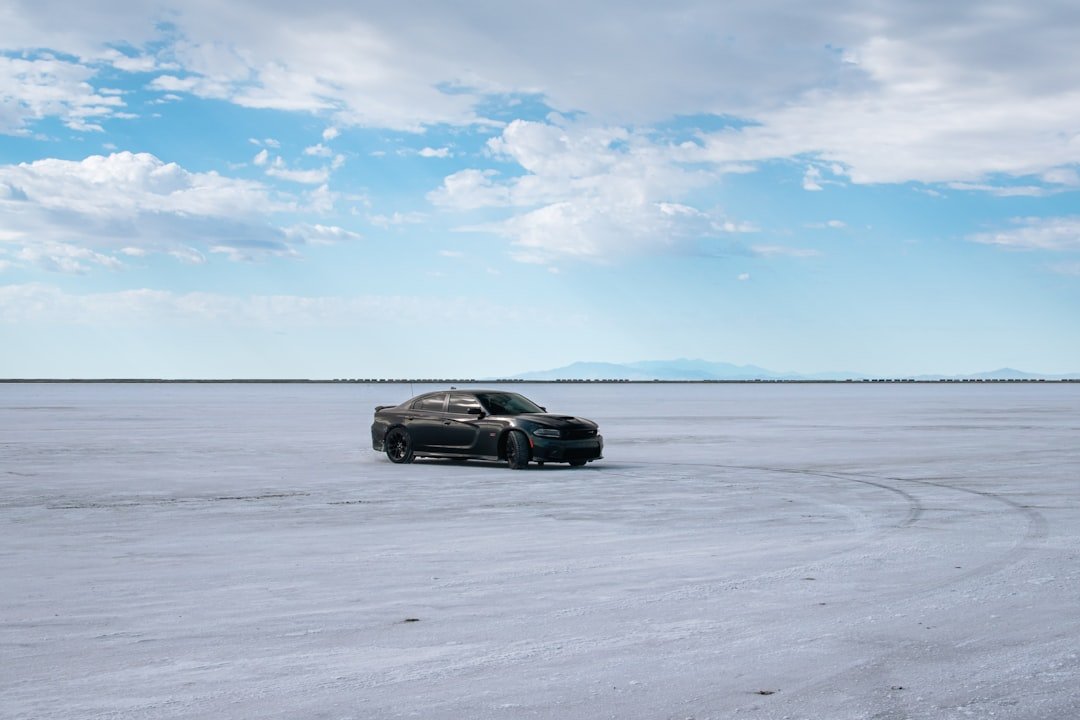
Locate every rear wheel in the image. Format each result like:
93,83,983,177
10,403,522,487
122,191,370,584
568,459,587,467
506,431,529,470
385,427,414,464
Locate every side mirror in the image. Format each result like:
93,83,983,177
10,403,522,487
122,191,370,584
467,407,485,417
539,406,546,412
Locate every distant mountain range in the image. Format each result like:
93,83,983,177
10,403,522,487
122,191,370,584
511,359,1079,382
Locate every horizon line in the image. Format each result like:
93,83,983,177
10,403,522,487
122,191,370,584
2,378,1077,385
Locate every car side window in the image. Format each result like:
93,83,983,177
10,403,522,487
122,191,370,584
447,393,481,415
412,393,447,412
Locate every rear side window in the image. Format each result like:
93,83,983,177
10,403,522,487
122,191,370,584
448,393,481,415
411,394,447,411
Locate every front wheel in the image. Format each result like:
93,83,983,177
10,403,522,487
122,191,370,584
505,431,529,470
568,459,587,467
385,426,414,464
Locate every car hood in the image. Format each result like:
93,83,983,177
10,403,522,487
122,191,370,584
518,413,597,429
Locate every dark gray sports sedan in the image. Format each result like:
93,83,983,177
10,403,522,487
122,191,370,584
371,389,603,468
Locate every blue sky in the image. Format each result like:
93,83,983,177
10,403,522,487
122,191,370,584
2,1,1079,378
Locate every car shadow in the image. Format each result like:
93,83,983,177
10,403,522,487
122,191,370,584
409,458,602,471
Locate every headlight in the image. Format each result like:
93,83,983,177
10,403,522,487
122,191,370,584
532,427,561,438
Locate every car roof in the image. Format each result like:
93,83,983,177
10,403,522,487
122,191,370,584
414,389,516,396
405,389,524,403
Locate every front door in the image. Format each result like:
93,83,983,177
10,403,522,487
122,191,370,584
442,393,498,456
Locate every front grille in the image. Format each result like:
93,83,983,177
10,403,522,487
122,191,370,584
564,445,602,460
564,427,597,440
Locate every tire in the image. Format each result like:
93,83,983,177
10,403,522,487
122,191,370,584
568,459,587,467
505,430,529,470
385,426,415,464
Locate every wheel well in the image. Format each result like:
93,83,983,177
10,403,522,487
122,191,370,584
499,429,529,460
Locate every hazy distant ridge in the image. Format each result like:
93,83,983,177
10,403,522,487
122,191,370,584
513,360,1079,381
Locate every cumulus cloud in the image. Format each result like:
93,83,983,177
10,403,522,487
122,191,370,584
0,151,313,270
431,118,745,262
969,217,1080,251
418,146,450,158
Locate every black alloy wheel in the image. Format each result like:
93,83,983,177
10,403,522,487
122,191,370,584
506,430,529,470
385,427,415,464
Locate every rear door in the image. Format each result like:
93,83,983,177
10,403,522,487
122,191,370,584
404,393,447,451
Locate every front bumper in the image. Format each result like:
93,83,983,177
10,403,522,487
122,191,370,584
529,434,604,463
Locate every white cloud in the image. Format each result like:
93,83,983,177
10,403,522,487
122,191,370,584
253,148,269,165
99,48,158,73
947,182,1053,198
802,166,822,191
367,211,425,229
148,73,232,101
169,247,208,265
737,272,750,281
0,152,305,270
1041,168,1080,187
0,54,126,133
751,245,821,258
419,146,450,158
691,30,1080,186
283,223,362,245
15,241,123,273
4,2,1079,188
969,217,1080,251
322,127,339,141
265,156,330,184
304,143,333,157
432,118,740,262
429,168,511,209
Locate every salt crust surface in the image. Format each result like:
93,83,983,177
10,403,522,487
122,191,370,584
2,382,1079,719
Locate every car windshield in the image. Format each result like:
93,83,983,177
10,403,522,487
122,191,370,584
476,392,543,416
